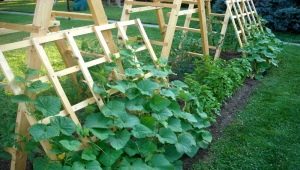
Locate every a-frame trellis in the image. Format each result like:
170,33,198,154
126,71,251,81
180,0,263,59
214,0,263,58
0,19,158,170
0,0,134,169
120,0,210,59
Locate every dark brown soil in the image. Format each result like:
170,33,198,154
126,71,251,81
210,49,243,60
183,78,258,170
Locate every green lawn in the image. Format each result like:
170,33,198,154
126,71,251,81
1,6,300,169
193,44,300,169
0,0,188,25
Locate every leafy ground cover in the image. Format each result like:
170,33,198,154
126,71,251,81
0,7,298,169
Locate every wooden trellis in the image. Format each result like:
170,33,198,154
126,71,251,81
0,19,157,170
0,1,119,169
181,0,263,59
120,0,210,59
214,0,263,58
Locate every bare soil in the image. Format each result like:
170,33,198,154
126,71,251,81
183,78,258,170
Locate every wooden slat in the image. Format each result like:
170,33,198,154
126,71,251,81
32,39,81,126
0,22,39,33
175,26,200,33
177,8,198,16
65,32,105,109
127,6,162,13
126,1,177,8
136,19,158,62
52,11,93,20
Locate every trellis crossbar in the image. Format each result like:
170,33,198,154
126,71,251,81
0,19,158,170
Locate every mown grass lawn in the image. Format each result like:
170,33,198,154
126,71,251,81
1,4,300,169
194,44,300,169
0,0,188,25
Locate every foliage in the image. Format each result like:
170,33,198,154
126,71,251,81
6,44,213,169
194,45,300,169
241,28,283,78
184,56,252,116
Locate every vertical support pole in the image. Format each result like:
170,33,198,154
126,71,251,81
179,4,195,48
87,0,124,76
160,0,182,59
154,0,167,36
87,0,118,53
49,25,81,92
197,0,210,56
214,3,232,59
205,0,212,32
27,0,54,70
119,0,133,34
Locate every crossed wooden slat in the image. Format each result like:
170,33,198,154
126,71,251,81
214,0,263,59
0,19,157,169
121,0,210,58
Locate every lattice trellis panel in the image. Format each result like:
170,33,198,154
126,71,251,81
0,19,157,169
121,0,210,58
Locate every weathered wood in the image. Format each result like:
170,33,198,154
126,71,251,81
197,0,210,55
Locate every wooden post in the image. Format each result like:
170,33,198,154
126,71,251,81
160,0,182,59
154,0,167,36
197,0,210,55
27,0,54,70
88,0,118,53
214,3,232,59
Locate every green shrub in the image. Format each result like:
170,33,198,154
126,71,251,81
241,28,283,78
184,56,252,116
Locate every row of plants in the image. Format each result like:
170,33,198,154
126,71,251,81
0,25,282,169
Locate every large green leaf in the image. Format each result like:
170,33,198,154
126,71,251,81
164,145,183,162
167,118,182,132
98,147,123,167
11,94,33,103
115,112,140,128
90,129,114,140
86,160,102,170
51,117,76,136
93,84,107,95
137,79,160,96
125,68,144,77
29,124,60,141
59,140,81,151
201,130,212,143
35,96,61,117
149,154,173,170
108,80,136,94
171,80,188,89
175,133,196,154
125,139,157,158
160,89,176,100
85,113,112,129
152,109,173,123
150,95,171,112
157,128,177,144
173,111,197,123
132,124,155,138
81,148,97,161
108,130,131,150
27,80,50,93
101,100,126,117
